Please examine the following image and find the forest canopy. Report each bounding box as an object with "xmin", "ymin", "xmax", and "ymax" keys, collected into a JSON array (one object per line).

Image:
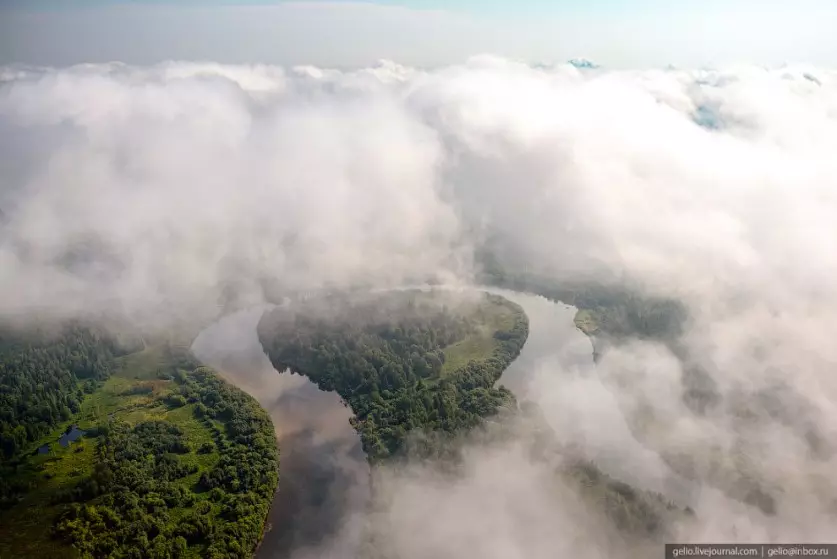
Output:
[
  {"xmin": 50, "ymin": 366, "xmax": 279, "ymax": 559},
  {"xmin": 0, "ymin": 331, "xmax": 279, "ymax": 559},
  {"xmin": 258, "ymin": 289, "xmax": 529, "ymax": 462},
  {"xmin": 0, "ymin": 324, "xmax": 121, "ymax": 463}
]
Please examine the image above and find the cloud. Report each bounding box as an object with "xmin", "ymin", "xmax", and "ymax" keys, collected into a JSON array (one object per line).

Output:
[
  {"xmin": 0, "ymin": 61, "xmax": 464, "ymax": 330},
  {"xmin": 3, "ymin": 58, "xmax": 837, "ymax": 553}
]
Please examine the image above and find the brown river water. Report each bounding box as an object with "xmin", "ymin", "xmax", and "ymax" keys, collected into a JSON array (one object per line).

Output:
[{"xmin": 191, "ymin": 288, "xmax": 692, "ymax": 558}]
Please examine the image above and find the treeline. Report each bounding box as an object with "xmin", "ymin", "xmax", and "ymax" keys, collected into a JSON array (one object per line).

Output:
[
  {"xmin": 490, "ymin": 273, "xmax": 685, "ymax": 341},
  {"xmin": 52, "ymin": 365, "xmax": 279, "ymax": 559},
  {"xmin": 480, "ymin": 268, "xmax": 726, "ymax": 414},
  {"xmin": 258, "ymin": 290, "xmax": 528, "ymax": 462},
  {"xmin": 475, "ymin": 242, "xmax": 687, "ymax": 342}
]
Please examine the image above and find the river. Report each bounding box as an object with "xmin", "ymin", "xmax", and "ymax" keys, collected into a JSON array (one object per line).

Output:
[
  {"xmin": 191, "ymin": 306, "xmax": 369, "ymax": 558},
  {"xmin": 191, "ymin": 287, "xmax": 690, "ymax": 558}
]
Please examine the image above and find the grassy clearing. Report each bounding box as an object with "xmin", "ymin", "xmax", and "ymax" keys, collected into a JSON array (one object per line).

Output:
[
  {"xmin": 573, "ymin": 308, "xmax": 600, "ymax": 335},
  {"xmin": 114, "ymin": 345, "xmax": 171, "ymax": 380},
  {"xmin": 0, "ymin": 347, "xmax": 221, "ymax": 559},
  {"xmin": 440, "ymin": 296, "xmax": 517, "ymax": 376},
  {"xmin": 441, "ymin": 335, "xmax": 498, "ymax": 375},
  {"xmin": 0, "ymin": 439, "xmax": 97, "ymax": 559}
]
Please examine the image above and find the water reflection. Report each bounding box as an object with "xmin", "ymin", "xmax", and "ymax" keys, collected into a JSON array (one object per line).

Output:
[
  {"xmin": 59, "ymin": 425, "xmax": 86, "ymax": 447},
  {"xmin": 488, "ymin": 288, "xmax": 695, "ymax": 506},
  {"xmin": 191, "ymin": 288, "xmax": 692, "ymax": 558},
  {"xmin": 191, "ymin": 306, "xmax": 369, "ymax": 559},
  {"xmin": 486, "ymin": 288, "xmax": 594, "ymax": 397}
]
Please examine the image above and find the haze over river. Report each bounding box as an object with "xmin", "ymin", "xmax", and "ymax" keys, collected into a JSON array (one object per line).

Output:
[{"xmin": 192, "ymin": 287, "xmax": 691, "ymax": 558}]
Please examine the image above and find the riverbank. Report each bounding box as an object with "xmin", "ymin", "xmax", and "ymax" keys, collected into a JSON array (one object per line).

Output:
[
  {"xmin": 192, "ymin": 306, "xmax": 370, "ymax": 559},
  {"xmin": 0, "ymin": 343, "xmax": 278, "ymax": 559},
  {"xmin": 186, "ymin": 284, "xmax": 692, "ymax": 558}
]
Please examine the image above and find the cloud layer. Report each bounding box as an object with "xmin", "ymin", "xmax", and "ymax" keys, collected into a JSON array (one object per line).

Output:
[{"xmin": 3, "ymin": 58, "xmax": 837, "ymax": 553}]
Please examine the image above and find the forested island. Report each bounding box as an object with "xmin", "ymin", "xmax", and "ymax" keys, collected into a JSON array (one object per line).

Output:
[
  {"xmin": 0, "ymin": 327, "xmax": 279, "ymax": 559},
  {"xmin": 258, "ymin": 289, "xmax": 529, "ymax": 462}
]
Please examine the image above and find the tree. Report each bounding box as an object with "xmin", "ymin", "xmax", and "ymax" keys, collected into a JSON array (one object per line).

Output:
[{"xmin": 258, "ymin": 290, "xmax": 528, "ymax": 461}]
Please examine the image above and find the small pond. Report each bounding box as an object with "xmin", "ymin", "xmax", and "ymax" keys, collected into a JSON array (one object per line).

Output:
[{"xmin": 58, "ymin": 425, "xmax": 86, "ymax": 447}]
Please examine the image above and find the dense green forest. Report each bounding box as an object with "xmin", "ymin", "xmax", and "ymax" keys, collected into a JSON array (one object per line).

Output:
[
  {"xmin": 0, "ymin": 335, "xmax": 279, "ymax": 559},
  {"xmin": 0, "ymin": 324, "xmax": 127, "ymax": 510},
  {"xmin": 0, "ymin": 325, "xmax": 121, "ymax": 462},
  {"xmin": 258, "ymin": 290, "xmax": 528, "ymax": 462}
]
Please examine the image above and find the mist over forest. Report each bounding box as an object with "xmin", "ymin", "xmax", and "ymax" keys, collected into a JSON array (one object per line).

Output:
[{"xmin": 2, "ymin": 58, "xmax": 837, "ymax": 556}]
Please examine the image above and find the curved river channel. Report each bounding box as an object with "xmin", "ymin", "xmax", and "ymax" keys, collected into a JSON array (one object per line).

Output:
[{"xmin": 191, "ymin": 287, "xmax": 691, "ymax": 558}]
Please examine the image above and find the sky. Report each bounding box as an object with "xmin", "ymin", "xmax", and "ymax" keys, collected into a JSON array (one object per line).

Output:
[{"xmin": 1, "ymin": 0, "xmax": 835, "ymax": 68}]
